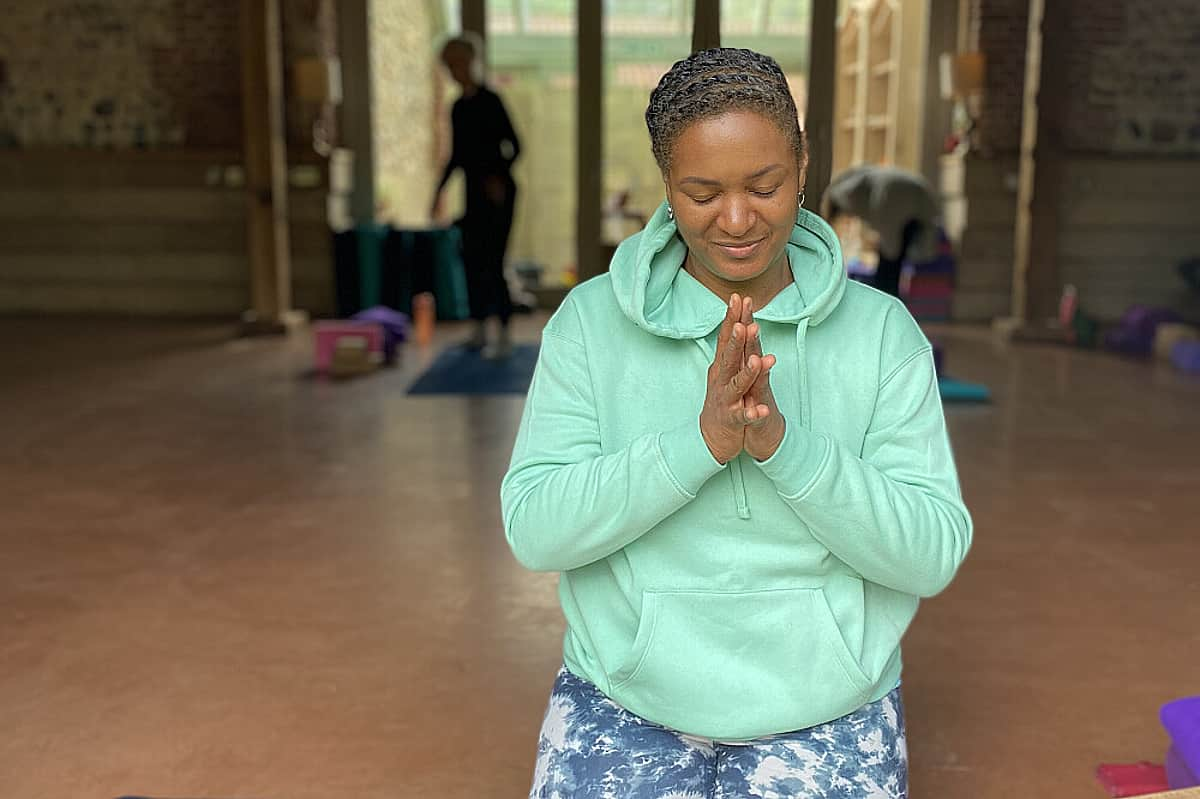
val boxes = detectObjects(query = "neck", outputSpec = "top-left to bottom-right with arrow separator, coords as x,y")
684,249 -> 793,308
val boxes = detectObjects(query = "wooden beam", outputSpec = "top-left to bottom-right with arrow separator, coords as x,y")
576,0 -> 604,281
692,0 -> 720,52
336,0 -> 375,225
461,0 -> 486,41
1011,0 -> 1068,322
957,0 -> 974,52
804,0 -> 837,213
920,0 -> 957,186
239,0 -> 292,330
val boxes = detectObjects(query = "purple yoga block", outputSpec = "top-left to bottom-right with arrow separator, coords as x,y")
1167,745 -> 1199,790
351,305 -> 410,363
1162,696 -> 1200,789
1105,305 -> 1182,357
1171,339 -> 1200,373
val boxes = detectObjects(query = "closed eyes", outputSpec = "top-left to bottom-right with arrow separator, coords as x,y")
687,186 -> 780,204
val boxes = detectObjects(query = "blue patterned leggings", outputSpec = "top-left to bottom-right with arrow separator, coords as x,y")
530,667 -> 907,799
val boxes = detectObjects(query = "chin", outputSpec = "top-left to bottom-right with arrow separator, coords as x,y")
708,251 -> 775,283
718,264 -> 769,284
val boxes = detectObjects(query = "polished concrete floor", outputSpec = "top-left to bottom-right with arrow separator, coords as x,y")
1,313 -> 1197,798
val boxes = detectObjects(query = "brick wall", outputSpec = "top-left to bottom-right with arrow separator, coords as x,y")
371,0 -> 440,227
151,0 -> 242,148
0,1 -> 197,148
0,0 -> 336,151
1067,2 -> 1200,154
970,0 -> 1200,156
0,1 -> 338,317
973,0 -> 1028,155
954,0 -> 1200,322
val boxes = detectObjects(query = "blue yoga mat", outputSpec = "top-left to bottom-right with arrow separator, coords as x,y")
938,376 -> 991,403
407,344 -> 539,395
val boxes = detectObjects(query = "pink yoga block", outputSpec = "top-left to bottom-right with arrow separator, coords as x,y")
313,321 -> 385,372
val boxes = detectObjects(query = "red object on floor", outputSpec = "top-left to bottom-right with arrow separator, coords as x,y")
1095,762 -> 1170,797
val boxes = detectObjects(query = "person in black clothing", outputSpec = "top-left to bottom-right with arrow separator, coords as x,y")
821,165 -> 940,299
431,34 -> 521,358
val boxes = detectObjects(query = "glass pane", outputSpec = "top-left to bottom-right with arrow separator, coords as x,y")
608,0 -> 688,36
720,0 -> 811,37
721,0 -> 811,127
488,0 -> 577,287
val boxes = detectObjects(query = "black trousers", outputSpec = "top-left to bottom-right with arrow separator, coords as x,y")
458,180 -> 516,324
874,219 -> 923,299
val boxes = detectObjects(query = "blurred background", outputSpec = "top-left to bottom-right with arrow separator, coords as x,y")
0,1 -> 1197,798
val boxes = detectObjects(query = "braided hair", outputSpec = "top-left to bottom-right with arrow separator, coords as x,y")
646,48 -> 807,174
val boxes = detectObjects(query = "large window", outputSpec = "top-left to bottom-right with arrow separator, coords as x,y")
483,2 -> 578,287
602,1 -> 695,255
378,1 -> 813,287
722,0 -> 812,129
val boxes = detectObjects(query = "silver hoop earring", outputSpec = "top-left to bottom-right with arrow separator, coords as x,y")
798,190 -> 806,207
667,204 -> 675,221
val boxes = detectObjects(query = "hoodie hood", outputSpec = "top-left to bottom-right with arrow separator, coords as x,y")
610,201 -> 847,340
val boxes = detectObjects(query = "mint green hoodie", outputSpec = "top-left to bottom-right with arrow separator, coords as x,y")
501,204 -> 972,740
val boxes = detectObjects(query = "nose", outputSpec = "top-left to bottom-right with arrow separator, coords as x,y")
718,195 -> 755,239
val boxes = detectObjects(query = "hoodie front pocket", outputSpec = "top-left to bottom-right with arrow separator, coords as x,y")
609,587 -> 873,740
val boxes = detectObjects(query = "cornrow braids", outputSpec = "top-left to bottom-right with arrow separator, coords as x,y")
646,48 -> 807,173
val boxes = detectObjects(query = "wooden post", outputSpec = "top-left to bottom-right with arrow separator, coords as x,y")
576,1 -> 604,281
920,0 -> 957,187
1011,0 -> 1067,323
692,0 -> 720,52
239,0 -> 293,333
804,0 -> 837,213
461,0 -> 486,42
337,0 -> 375,225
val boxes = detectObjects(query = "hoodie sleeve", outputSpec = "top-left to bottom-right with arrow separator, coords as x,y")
501,302 -> 726,573
755,345 -> 972,598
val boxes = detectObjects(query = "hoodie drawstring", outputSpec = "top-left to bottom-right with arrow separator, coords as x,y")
729,456 -> 751,519
794,318 -> 811,429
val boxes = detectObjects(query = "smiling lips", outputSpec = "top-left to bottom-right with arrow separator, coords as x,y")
714,237 -> 766,259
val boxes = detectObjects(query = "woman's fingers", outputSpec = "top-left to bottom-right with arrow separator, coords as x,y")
742,401 -> 773,424
722,321 -> 747,383
715,293 -> 738,358
730,351 -> 777,399
729,351 -> 763,397
747,322 -> 763,358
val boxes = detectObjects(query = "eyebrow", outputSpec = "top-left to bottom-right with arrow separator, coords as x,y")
678,164 -> 785,187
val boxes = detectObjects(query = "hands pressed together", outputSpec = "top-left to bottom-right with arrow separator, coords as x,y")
699,294 -> 787,464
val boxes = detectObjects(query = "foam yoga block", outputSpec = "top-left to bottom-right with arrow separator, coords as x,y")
1105,305 -> 1182,356
1168,746 -> 1199,790
1171,340 -> 1200,374
351,305 -> 410,363
1095,761 -> 1170,796
313,321 -> 384,373
1162,696 -> 1200,789
1155,323 -> 1199,361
